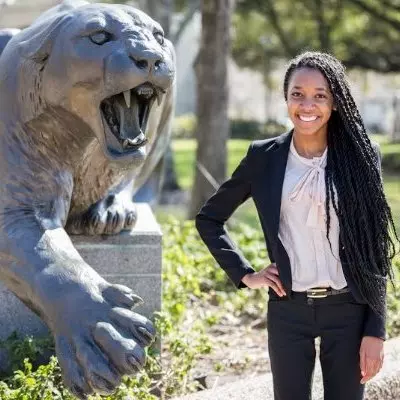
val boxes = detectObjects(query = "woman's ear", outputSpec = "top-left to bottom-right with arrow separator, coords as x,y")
332,103 -> 337,111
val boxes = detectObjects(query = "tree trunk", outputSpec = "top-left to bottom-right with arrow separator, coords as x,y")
188,0 -> 233,218
145,0 -> 173,36
313,0 -> 331,51
391,96 -> 400,143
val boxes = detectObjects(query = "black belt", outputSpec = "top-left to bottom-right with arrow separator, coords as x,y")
286,287 -> 356,305
268,287 -> 353,303
293,286 -> 350,299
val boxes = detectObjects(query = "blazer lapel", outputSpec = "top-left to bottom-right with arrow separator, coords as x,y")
264,130 -> 293,239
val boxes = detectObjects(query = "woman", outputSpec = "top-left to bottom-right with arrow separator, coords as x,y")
195,52 -> 398,400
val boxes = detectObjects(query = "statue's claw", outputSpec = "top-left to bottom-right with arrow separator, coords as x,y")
103,284 -> 144,309
66,194 -> 137,235
91,194 -> 137,235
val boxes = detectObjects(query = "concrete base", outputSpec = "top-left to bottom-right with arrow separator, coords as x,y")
0,203 -> 162,368
176,338 -> 400,400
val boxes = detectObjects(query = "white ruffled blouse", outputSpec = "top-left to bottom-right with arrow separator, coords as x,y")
278,138 -> 347,291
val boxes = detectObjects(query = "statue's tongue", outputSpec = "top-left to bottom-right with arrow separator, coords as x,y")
115,95 -> 141,139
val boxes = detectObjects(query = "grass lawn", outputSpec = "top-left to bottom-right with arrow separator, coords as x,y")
165,138 -> 400,234
172,139 -> 251,190
371,134 -> 400,154
385,175 -> 400,235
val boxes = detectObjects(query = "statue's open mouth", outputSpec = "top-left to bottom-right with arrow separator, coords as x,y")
100,82 -> 164,153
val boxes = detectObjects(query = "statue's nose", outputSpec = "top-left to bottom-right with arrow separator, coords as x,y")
129,49 -> 163,72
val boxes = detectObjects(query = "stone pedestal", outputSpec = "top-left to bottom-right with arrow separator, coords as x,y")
0,203 -> 162,367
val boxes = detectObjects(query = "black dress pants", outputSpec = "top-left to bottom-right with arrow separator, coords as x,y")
267,292 -> 367,400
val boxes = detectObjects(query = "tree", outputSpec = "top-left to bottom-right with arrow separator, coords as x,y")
392,96 -> 400,143
233,0 -> 400,73
188,0 -> 234,218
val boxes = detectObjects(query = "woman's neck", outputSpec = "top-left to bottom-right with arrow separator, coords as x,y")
292,131 -> 327,159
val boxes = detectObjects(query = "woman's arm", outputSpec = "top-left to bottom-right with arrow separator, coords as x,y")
359,141 -> 386,383
195,143 -> 256,288
363,141 -> 386,340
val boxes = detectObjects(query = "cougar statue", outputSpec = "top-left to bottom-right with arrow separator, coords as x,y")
0,0 -> 175,398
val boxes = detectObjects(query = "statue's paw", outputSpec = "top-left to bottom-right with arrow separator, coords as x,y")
55,283 -> 154,398
56,334 -> 119,399
89,194 -> 137,235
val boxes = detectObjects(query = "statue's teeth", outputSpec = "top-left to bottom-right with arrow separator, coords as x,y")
137,87 -> 154,98
156,92 -> 162,106
123,90 -> 131,108
122,133 -> 146,148
132,132 -> 145,144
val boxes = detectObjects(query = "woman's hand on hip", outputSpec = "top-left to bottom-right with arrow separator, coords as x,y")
241,263 -> 287,296
360,336 -> 384,384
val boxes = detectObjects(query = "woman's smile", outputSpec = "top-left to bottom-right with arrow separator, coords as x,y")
298,115 -> 319,122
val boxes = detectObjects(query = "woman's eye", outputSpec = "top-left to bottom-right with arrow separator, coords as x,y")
90,31 -> 112,45
154,32 -> 164,45
291,92 -> 302,97
316,94 -> 327,99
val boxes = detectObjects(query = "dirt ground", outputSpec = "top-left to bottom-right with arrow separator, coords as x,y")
186,306 -> 271,391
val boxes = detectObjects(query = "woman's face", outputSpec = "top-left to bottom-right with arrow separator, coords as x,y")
286,67 -> 335,138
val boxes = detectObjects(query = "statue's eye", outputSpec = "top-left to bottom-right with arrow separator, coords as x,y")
90,31 -> 112,45
154,31 -> 164,45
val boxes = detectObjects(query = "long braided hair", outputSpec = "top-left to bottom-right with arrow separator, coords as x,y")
283,51 -> 398,316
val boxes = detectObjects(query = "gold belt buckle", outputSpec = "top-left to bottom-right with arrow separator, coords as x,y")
307,288 -> 328,298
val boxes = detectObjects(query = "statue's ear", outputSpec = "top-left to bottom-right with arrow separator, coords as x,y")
16,14 -> 71,123
18,13 -> 71,62
0,29 -> 20,58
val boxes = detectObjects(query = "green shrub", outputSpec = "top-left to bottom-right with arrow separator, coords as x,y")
230,118 -> 287,140
0,333 -> 54,378
0,313 -> 210,400
262,119 -> 288,138
370,134 -> 400,173
172,114 -> 197,139
382,152 -> 400,173
230,119 -> 264,139
172,115 -> 287,141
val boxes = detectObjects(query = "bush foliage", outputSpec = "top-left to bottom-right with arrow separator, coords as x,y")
172,114 -> 287,140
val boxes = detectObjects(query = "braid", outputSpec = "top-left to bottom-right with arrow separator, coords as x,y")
284,52 -> 399,316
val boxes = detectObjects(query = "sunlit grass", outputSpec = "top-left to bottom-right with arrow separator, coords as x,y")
384,175 -> 400,235
172,139 -> 251,190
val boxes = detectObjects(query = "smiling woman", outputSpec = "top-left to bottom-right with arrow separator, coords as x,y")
195,51 -> 399,400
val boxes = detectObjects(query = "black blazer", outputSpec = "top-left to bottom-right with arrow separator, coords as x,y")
195,130 -> 386,339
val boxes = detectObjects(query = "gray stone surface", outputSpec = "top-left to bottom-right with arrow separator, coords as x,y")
176,338 -> 400,400
0,203 -> 162,365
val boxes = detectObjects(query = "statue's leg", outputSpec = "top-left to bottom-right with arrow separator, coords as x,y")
1,221 -> 156,399
66,185 -> 137,235
134,151 -> 166,204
